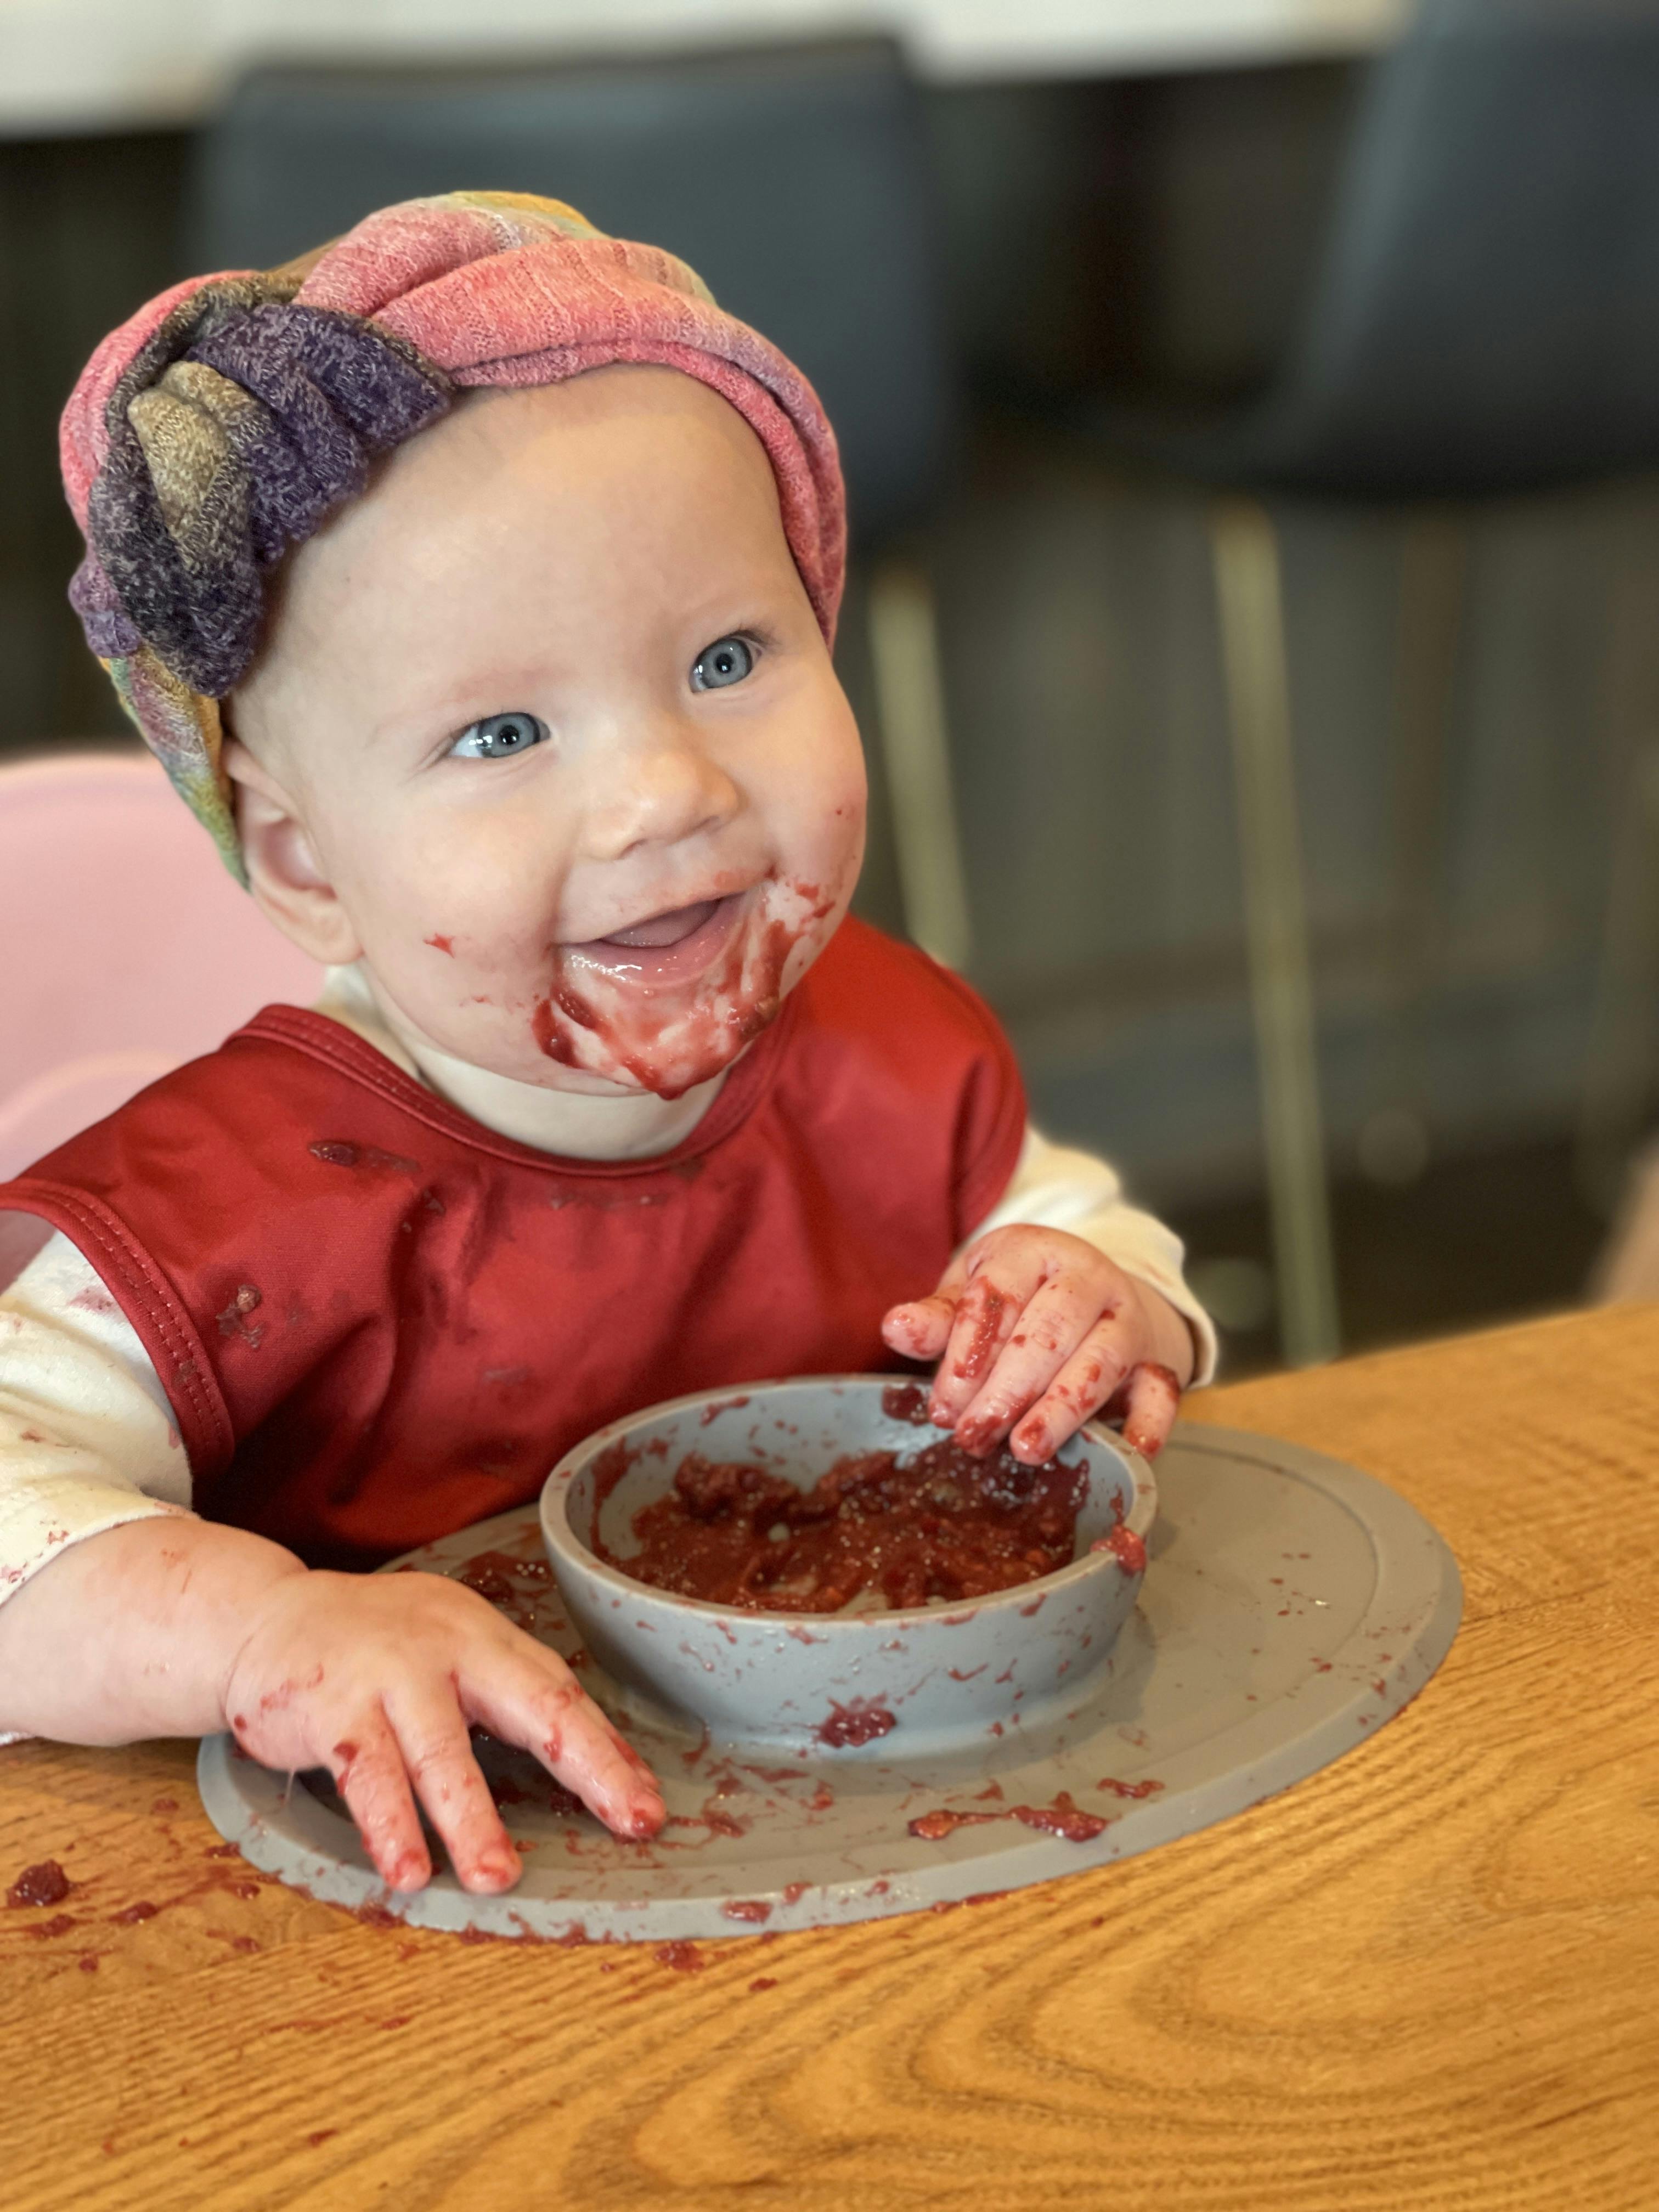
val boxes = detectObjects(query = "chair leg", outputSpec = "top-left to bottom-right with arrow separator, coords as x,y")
1367,511 -> 1467,1180
1209,497 -> 1341,1368
1576,735 -> 1659,1207
865,557 -> 973,973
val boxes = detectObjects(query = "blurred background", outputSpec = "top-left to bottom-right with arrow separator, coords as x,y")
4,0 -> 1659,1377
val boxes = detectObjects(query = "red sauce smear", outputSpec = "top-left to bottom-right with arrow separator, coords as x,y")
953,1283 -> 1013,1382
458,1550 -> 553,1600
8,1860 -> 71,1909
909,1792 -> 1110,1844
455,1549 -> 555,1632
816,1700 -> 898,1749
597,1437 -> 1088,1612
654,1940 -> 708,1972
1090,1525 -> 1147,1575
881,1382 -> 933,1425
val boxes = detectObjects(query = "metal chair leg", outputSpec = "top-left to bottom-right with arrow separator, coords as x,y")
865,557 -> 973,973
1575,489 -> 1659,1210
1577,735 -> 1659,1208
1363,511 -> 1468,1182
1210,498 -> 1342,1368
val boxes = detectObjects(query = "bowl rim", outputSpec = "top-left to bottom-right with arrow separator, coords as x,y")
538,1371 -> 1159,1632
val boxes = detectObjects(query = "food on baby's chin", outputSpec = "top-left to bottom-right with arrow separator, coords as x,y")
594,1439 -> 1090,1613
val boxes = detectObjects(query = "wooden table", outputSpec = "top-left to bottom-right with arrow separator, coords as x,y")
4,1303 -> 1656,2210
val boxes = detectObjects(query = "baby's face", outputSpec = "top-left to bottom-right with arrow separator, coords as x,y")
230,367 -> 866,1100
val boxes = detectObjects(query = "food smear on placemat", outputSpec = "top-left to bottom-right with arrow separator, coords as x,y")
591,1430 -> 1092,1613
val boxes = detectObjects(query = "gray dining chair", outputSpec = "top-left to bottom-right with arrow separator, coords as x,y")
1082,0 -> 1659,1367
189,39 -> 973,971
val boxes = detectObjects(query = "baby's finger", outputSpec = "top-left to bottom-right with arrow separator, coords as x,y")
331,1710 -> 433,1893
1005,1316 -> 1133,1464
383,1681 -> 521,1894
930,1261 -> 1049,1425
951,1272 -> 1116,1455
469,1648 -> 665,1842
880,1293 -> 957,1363
1119,1361 -> 1183,1459
882,1248 -> 972,1364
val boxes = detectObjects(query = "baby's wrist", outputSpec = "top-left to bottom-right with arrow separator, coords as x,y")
1134,1280 -> 1198,1389
212,1546 -> 314,1726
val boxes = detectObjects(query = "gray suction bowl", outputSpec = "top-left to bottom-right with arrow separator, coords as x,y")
539,1375 -> 1156,1760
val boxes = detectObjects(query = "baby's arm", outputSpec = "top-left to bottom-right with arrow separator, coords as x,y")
0,1228 -> 664,1889
883,1128 -> 1217,1464
0,1517 -> 661,1891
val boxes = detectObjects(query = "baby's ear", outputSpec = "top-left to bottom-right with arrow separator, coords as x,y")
223,737 -> 363,968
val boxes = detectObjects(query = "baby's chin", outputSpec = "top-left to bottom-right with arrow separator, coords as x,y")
372,877 -> 847,1103
402,989 -> 772,1104
517,878 -> 838,1100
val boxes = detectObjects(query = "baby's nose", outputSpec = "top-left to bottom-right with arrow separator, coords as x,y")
579,725 -> 741,862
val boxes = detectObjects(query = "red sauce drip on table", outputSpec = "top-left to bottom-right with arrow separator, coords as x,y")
7,1860 -> 71,1909
654,1940 -> 708,1972
597,1437 -> 1088,1612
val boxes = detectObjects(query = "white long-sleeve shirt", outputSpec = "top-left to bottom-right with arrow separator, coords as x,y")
0,973 -> 1215,1612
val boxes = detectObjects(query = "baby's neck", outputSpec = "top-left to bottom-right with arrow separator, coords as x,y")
313,963 -> 723,1162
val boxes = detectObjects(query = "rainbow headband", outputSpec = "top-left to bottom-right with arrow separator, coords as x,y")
60,190 -> 845,878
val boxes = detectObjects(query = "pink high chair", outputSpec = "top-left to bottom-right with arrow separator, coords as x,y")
0,750 -> 322,1188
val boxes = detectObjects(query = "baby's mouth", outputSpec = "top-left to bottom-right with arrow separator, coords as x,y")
565,891 -> 746,983
597,898 -> 721,949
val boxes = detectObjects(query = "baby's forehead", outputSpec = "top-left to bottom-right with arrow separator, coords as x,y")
448,364 -> 767,466
235,364 -> 795,730
335,366 -> 777,548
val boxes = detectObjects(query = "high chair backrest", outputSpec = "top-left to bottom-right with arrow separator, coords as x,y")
0,751 -> 323,1183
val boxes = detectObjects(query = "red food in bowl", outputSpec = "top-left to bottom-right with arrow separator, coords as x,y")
594,1436 -> 1088,1612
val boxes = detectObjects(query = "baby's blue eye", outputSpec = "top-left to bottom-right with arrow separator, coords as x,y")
691,636 -> 755,692
449,711 -> 549,760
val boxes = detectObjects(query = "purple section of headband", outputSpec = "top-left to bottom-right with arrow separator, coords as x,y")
185,304 -> 452,569
83,302 -> 451,698
68,550 -> 142,659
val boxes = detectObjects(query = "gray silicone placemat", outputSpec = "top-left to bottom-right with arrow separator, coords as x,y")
197,1423 -> 1462,1940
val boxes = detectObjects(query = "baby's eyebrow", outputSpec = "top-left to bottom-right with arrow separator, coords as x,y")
365,674 -> 552,747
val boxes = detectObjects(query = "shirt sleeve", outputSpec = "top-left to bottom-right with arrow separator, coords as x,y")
964,1126 -> 1218,1386
0,1228 -> 194,1612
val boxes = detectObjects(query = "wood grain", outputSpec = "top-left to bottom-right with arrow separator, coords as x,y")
4,1304 -> 1657,2211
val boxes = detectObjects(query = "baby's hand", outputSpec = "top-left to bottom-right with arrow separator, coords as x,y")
221,1567 -> 664,1894
881,1225 -> 1196,1466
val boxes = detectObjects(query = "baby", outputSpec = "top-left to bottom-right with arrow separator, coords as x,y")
0,194 -> 1213,1895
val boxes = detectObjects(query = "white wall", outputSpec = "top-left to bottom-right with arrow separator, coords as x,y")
0,0 -> 1409,136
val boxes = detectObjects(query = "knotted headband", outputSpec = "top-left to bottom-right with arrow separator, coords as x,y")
61,189 -> 846,878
